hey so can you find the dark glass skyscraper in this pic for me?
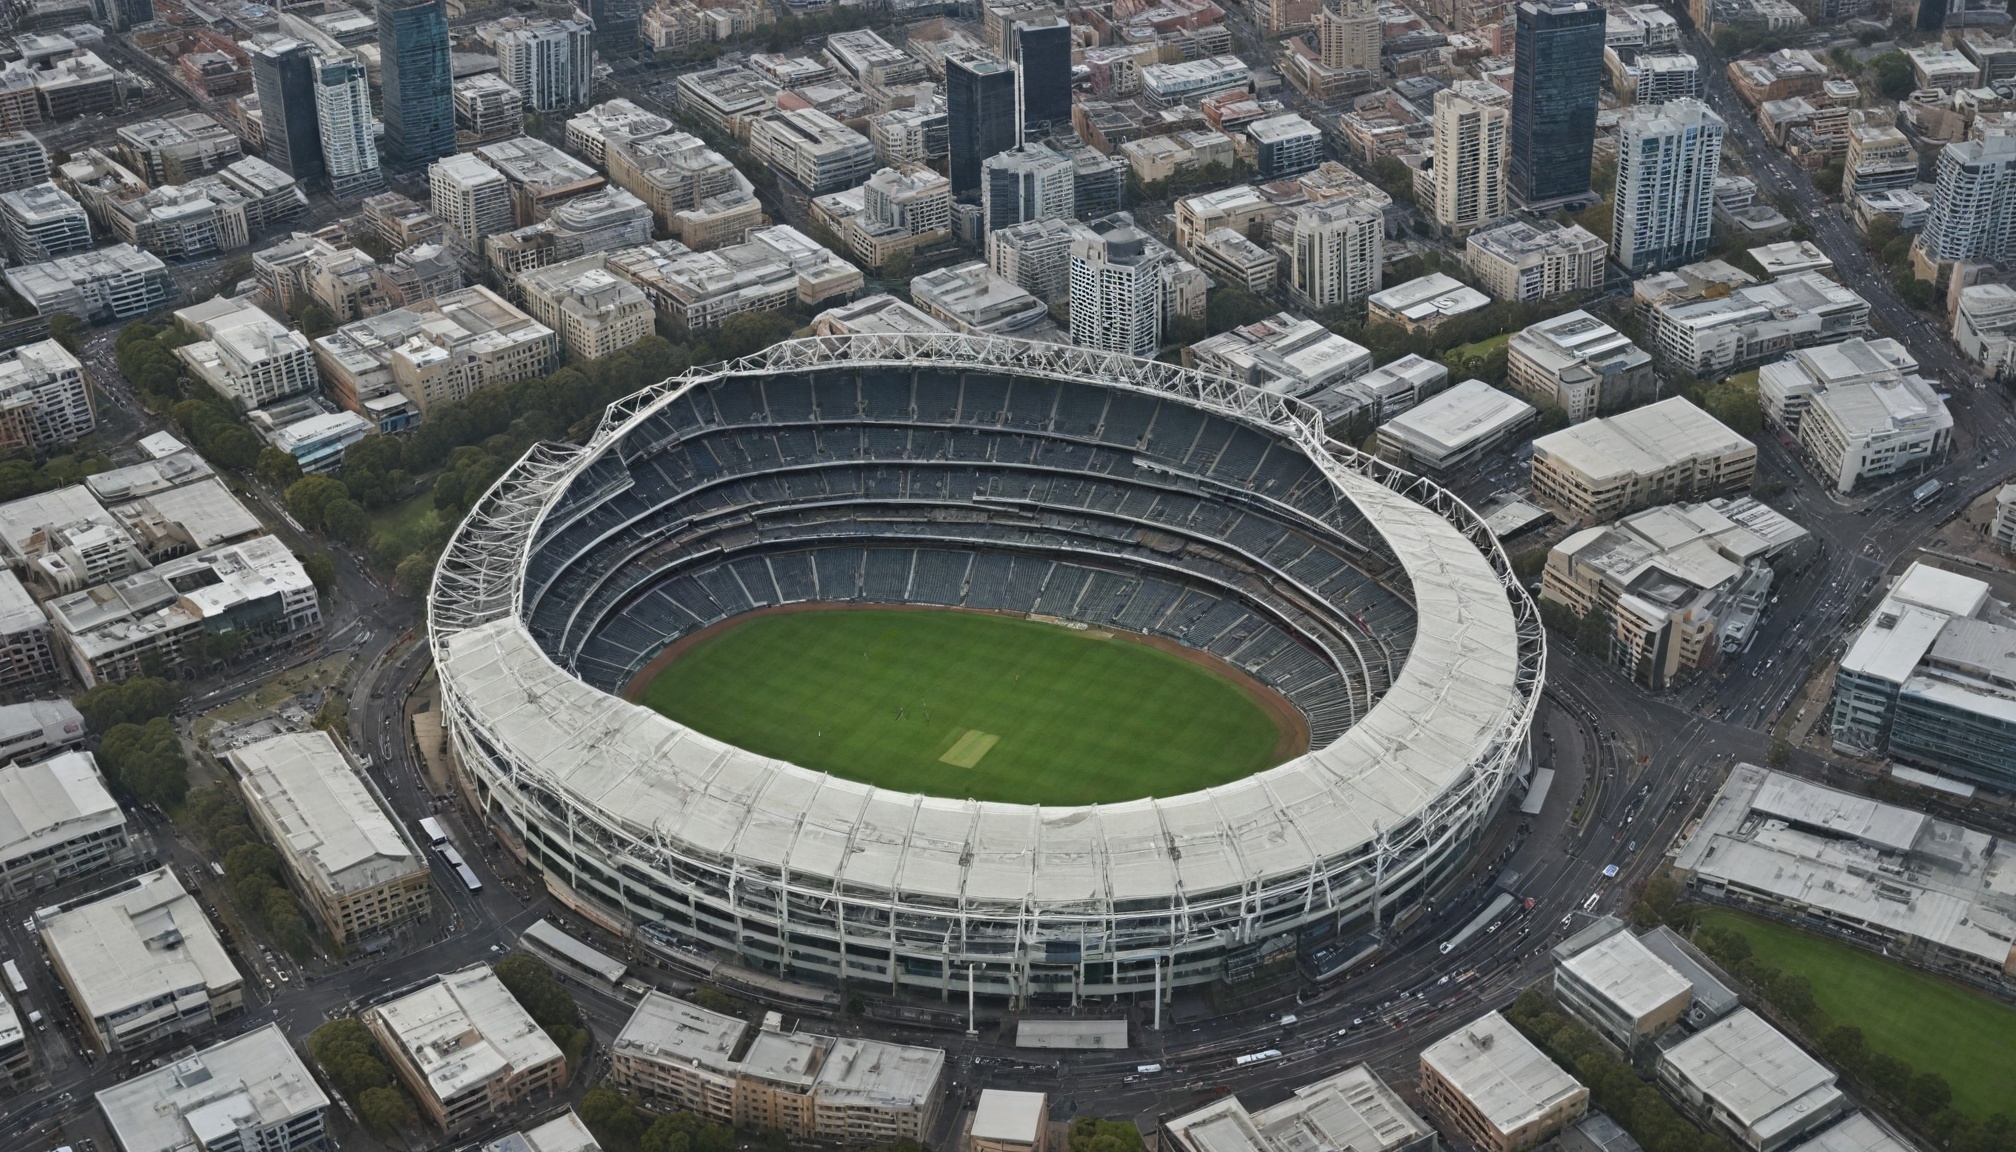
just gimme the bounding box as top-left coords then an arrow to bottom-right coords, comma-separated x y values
947,52 -> 1020,198
1015,21 -> 1072,138
379,0 -> 455,166
251,39 -> 324,185
588,0 -> 641,51
1509,0 -> 1604,209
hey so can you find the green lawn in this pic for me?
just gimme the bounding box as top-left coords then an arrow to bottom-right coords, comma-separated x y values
1696,908 -> 2016,1120
1447,332 -> 1511,362
369,492 -> 442,556
637,609 -> 1291,805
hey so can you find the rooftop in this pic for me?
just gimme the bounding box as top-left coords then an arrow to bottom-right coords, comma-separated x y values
973,1090 -> 1047,1144
1420,1012 -> 1586,1134
1165,1064 -> 1433,1152
96,1024 -> 328,1152
1381,380 -> 1536,457
0,750 -> 122,870
371,965 -> 563,1104
227,730 -> 425,899
1533,397 -> 1753,482
1368,273 -> 1493,323
39,868 -> 240,1020
1557,926 -> 1694,1021
1659,1009 -> 1840,1140
614,989 -> 747,1070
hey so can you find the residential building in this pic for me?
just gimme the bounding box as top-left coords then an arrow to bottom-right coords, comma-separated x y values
1758,337 -> 1952,493
115,113 -> 242,185
0,987 -> 23,1084
1419,1011 -> 1588,1152
1843,121 -> 1917,201
1506,310 -> 1653,422
457,74 -> 524,144
383,286 -> 556,416
1045,135 -> 1126,221
0,131 -> 49,193
305,241 -> 389,322
1465,219 -> 1605,302
249,38 -> 323,186
1610,52 -> 1701,104
1510,1 -> 1606,208
0,570 -> 57,693
96,1025 -> 329,1152
1995,482 -> 2016,553
1955,281 -> 2016,370
39,868 -> 245,1054
605,228 -> 861,331
1650,272 -> 1871,375
1070,223 -> 1165,356
363,192 -> 444,249
228,730 -> 430,945
566,98 -> 673,165
673,66 -> 780,141
1286,200 -> 1383,308
1140,56 -> 1252,107
496,19 -> 594,112
484,1112 -> 601,1152
3,246 -> 172,328
312,48 -> 382,198
0,181 -> 88,262
1657,1010 -> 1842,1152
379,0 -> 455,164
1530,396 -> 1757,523
870,106 -> 950,168
1909,46 -> 1980,91
0,486 -> 144,595
811,294 -> 953,337
609,991 -> 750,1121
1920,135 -> 2016,265
987,216 -> 1077,303
748,108 -> 877,196
0,338 -> 92,447
1249,113 -> 1323,180
366,965 -> 567,1133
518,256 -> 655,360
432,153 -> 514,246
0,751 -> 131,900
1367,273 -> 1492,333
474,137 -> 605,226
1193,227 -> 1278,293
1726,49 -> 1827,107
606,131 -> 760,249
1432,81 -> 1510,235
1614,99 -> 1724,275
1377,380 -> 1538,473
1542,497 -> 1809,685
983,143 -> 1074,233
1163,1065 -> 1433,1152
0,698 -> 83,764
844,165 -> 951,271
913,261 -> 1050,333
1677,760 -> 2016,977
172,296 -> 317,410
90,159 -> 310,262
1118,130 -> 1237,184
1190,313 -> 1372,401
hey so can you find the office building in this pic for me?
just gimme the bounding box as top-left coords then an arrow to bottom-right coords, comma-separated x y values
1367,272 -> 1492,333
1919,135 -> 2016,265
1432,81 -> 1511,235
973,1092 -> 1049,1152
96,1025 -> 329,1152
0,751 -> 131,901
1677,761 -> 2016,979
1757,338 -> 1952,493
1510,1 -> 1605,208
610,992 -> 946,1141
841,165 -> 951,271
1650,272 -> 1871,375
1140,56 -> 1252,107
0,698 -> 84,764
497,19 -> 594,113
0,131 -> 48,194
250,38 -> 323,185
1191,313 -> 1372,400
1250,114 -> 1324,180
870,106 -> 950,168
432,153 -> 513,246
604,228 -> 861,331
1531,397 -> 1757,523
257,409 -> 374,474
983,143 -> 1073,233
1163,1065 -> 1434,1152
115,114 -> 242,185
1419,1012 -> 1588,1152
1657,1010 -> 1842,1152
473,137 -> 604,227
1955,282 -> 2016,370
1543,496 -> 1808,686
1506,311 -> 1653,422
367,965 -> 566,1133
1070,223 -> 1164,356
1286,200 -> 1383,308
0,572 -> 56,693
1464,219 -> 1605,302
379,0 -> 455,165
1843,122 -> 1917,202
1377,380 -> 1538,473
0,984 -> 23,1084
518,256 -> 655,361
913,261 -> 1050,333
1748,241 -> 1831,278
947,53 -> 1020,197
1551,921 -> 1693,1051
172,296 -> 317,410
1046,135 -> 1126,221
485,187 -> 655,280
40,868 -> 244,1054
458,74 -> 523,143
0,338 -> 92,447
1193,227 -> 1279,293
567,98 -> 672,165
748,108 -> 877,195
811,294 -> 952,337
227,730 -> 431,945
1017,19 -> 1072,135
605,131 -> 757,249
0,181 -> 88,263
1614,99 -> 1723,275
674,66 -> 780,141
987,216 -> 1077,303
588,0 -> 641,51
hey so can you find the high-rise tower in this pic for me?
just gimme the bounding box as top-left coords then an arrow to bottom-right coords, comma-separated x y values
1612,98 -> 1723,274
1509,0 -> 1605,209
947,52 -> 1020,198
1014,20 -> 1072,138
379,0 -> 455,166
251,38 -> 324,185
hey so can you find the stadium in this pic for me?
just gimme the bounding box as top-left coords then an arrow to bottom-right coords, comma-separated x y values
429,333 -> 1544,1002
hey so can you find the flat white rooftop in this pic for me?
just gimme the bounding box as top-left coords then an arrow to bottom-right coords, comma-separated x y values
97,1024 -> 327,1152
613,989 -> 747,1071
0,749 -> 121,870
973,1090 -> 1047,1144
1016,1019 -> 1129,1048
371,964 -> 563,1105
228,730 -> 425,899
1558,927 -> 1693,1022
40,868 -> 240,1022
1659,1008 -> 1841,1141
1420,1011 -> 1584,1135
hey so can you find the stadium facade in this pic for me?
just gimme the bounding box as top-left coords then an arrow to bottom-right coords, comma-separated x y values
430,334 -> 1544,1002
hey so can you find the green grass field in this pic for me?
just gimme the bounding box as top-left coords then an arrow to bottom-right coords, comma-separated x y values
1696,908 -> 2016,1120
636,609 -> 1291,805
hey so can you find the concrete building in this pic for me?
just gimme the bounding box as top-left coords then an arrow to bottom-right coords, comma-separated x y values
1758,338 -> 1952,493
257,409 -> 374,475
1139,56 -> 1252,106
0,750 -> 131,901
456,73 -> 525,142
566,98 -> 674,165
0,698 -> 85,764
1748,241 -> 1832,278
811,294 -> 953,337
604,228 -> 861,331
609,990 -> 748,1121
1249,113 -> 1324,180
382,286 -> 557,417
96,1024 -> 329,1152
1465,220 -> 1606,303
675,66 -> 782,141
0,181 -> 90,261
983,143 -> 1074,234
987,217 -> 1077,304
1543,497 -> 1810,685
1431,81 -> 1510,235
1650,272 -> 1871,375
869,106 -> 949,168
474,137 -> 606,227
1909,46 -> 1980,91
115,113 -> 242,185
1191,313 -> 1372,402
913,261 -> 1049,334
1163,1065 -> 1435,1152
605,131 -> 760,249
496,18 -> 594,113
1377,379 -> 1537,473
0,130 -> 49,194
366,964 -> 566,1133
309,45 -> 382,199
1367,273 -> 1492,333
1070,223 -> 1164,356
1677,761 -> 2016,981
1953,282 -> 2016,371
1506,311 -> 1653,423
5,243 -> 175,323
1347,355 -> 1451,425
1418,1011 -> 1588,1152
1613,99 -> 1724,275
1193,227 -> 1279,293
39,868 -> 244,1054
431,152 -> 514,246
1286,200 -> 1383,308
0,338 -> 93,447
0,570 -> 57,694
1919,135 -> 2016,265
485,186 -> 655,282
1551,920 -> 1694,1050
1531,397 -> 1757,524
748,108 -> 877,195
973,1091 -> 1049,1152
518,256 -> 656,361
844,165 -> 951,272
227,730 -> 431,946
483,1111 -> 601,1152
172,296 -> 318,410
1843,122 -> 1917,202
1657,1010 -> 1843,1152
1119,130 -> 1237,184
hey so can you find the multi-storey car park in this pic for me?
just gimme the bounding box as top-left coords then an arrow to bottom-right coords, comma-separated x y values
429,335 -> 1543,1003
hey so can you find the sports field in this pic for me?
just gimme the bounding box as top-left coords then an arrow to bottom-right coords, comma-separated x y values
634,608 -> 1297,805
1696,908 -> 2016,1120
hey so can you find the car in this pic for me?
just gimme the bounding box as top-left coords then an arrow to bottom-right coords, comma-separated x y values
277,971 -> 290,983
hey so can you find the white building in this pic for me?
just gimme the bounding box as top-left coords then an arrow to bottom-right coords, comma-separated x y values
1431,81 -> 1510,235
1551,921 -> 1694,1050
987,217 -> 1077,303
0,750 -> 131,900
1376,379 -> 1537,473
1792,362 -> 1952,494
1191,227 -> 1278,293
1367,273 -> 1492,332
1919,134 -> 2016,265
1531,397 -> 1758,523
983,143 -> 1074,234
1748,240 -> 1832,278
496,19 -> 594,112
1464,218 -> 1606,302
1613,99 -> 1723,275
1139,55 -> 1251,106
1650,271 -> 1871,375
96,1025 -> 329,1152
748,107 -> 878,195
1953,281 -> 2016,371
1164,1065 -> 1436,1152
1070,224 -> 1163,356
1506,310 -> 1653,422
5,243 -> 175,323
1418,1012 -> 1588,1152
366,964 -> 566,1133
40,868 -> 245,1054
912,261 -> 1049,334
518,255 -> 656,361
0,338 -> 93,447
431,153 -> 515,247
0,181 -> 90,261
604,228 -> 861,331
172,296 -> 318,410
1657,1010 -> 1843,1152
313,49 -> 381,198
1191,313 -> 1372,401
566,98 -> 674,165
811,294 -> 952,337
1286,200 -> 1383,308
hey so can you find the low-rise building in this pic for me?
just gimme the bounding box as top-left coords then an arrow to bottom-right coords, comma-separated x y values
518,256 -> 656,361
172,296 -> 318,411
972,1091 -> 1049,1152
255,409 -> 374,476
1726,49 -> 1828,108
1757,337 -> 1952,494
0,569 -> 57,693
1465,219 -> 1607,303
0,181 -> 91,262
987,217 -> 1077,305
484,1111 -> 602,1152
0,750 -> 131,900
748,107 -> 878,195
115,112 -> 243,185
227,730 -> 431,945
0,698 -> 84,764
366,964 -> 566,1134
912,261 -> 1049,334
1376,379 -> 1537,473
0,980 -> 23,1084
1192,227 -> 1279,294
96,1024 -> 329,1152
1346,354 -> 1450,425
1163,1065 -> 1435,1152
1367,273 -> 1493,333
455,73 -> 525,144
5,243 -> 174,324
1119,129 -> 1236,184
39,868 -> 245,1054
1656,1009 -> 1843,1152
1506,311 -> 1653,423
1419,1011 -> 1588,1152
1748,240 -> 1833,277
1190,313 -> 1371,403
1249,113 -> 1323,180
566,98 -> 675,166
605,131 -> 761,251
604,228 -> 861,331
675,66 -> 783,141
1954,282 -> 2016,371
869,106 -> 949,168
811,294 -> 952,337
1140,55 -> 1252,107
1649,271 -> 1870,375
609,990 -> 747,1121
1909,47 -> 1981,92
0,338 -> 93,448
474,137 -> 607,227
1530,397 -> 1757,524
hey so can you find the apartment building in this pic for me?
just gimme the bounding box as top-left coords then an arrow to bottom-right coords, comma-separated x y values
0,181 -> 90,261
604,228 -> 861,331
0,338 -> 93,447
1531,397 -> 1757,524
517,255 -> 656,361
97,1025 -> 329,1152
1505,310 -> 1653,422
1419,1012 -> 1587,1152
172,296 -> 317,410
748,107 -> 877,194
605,130 -> 760,247
1464,219 -> 1605,303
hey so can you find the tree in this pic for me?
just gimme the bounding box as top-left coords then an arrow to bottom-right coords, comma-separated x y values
1768,736 -> 1791,767
1908,1072 -> 1955,1119
357,1085 -> 416,1135
285,474 -> 350,530
256,447 -> 302,488
1821,1025 -> 1867,1070
97,717 -> 188,807
1871,52 -> 1915,100
74,676 -> 178,731
300,551 -> 337,596
321,497 -> 368,545
48,312 -> 83,353
1206,288 -> 1277,335
494,953 -> 580,1027
296,300 -> 338,338
1814,164 -> 1843,197
1864,1052 -> 1915,1104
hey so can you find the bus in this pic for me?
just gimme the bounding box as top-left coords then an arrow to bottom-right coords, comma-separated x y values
438,844 -> 466,869
1913,478 -> 1944,508
2,960 -> 25,997
1234,1049 -> 1283,1067
418,817 -> 448,848
453,863 -> 483,892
